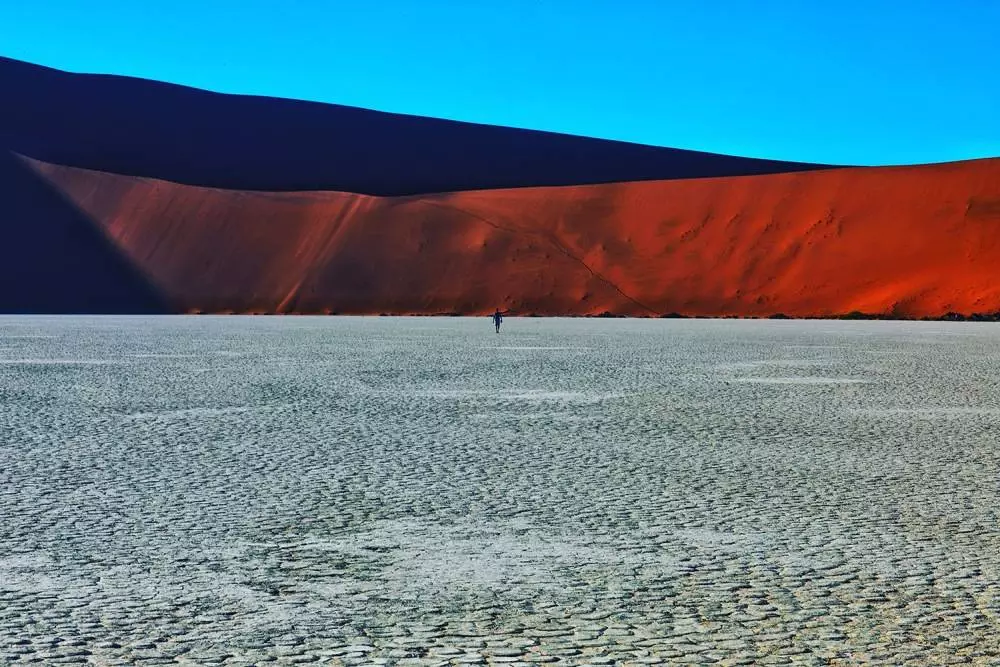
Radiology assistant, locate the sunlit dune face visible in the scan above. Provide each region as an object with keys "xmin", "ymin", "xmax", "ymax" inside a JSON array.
[{"xmin": 24, "ymin": 155, "xmax": 1000, "ymax": 319}]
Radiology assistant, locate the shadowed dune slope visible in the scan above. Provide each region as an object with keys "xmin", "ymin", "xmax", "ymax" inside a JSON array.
[
  {"xmin": 0, "ymin": 152, "xmax": 167, "ymax": 313},
  {"xmin": 25, "ymin": 155, "xmax": 1000, "ymax": 318},
  {"xmin": 0, "ymin": 56, "xmax": 831, "ymax": 196}
]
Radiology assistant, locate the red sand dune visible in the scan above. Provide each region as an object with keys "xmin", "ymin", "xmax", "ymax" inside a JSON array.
[{"xmin": 24, "ymin": 154, "xmax": 1000, "ymax": 319}]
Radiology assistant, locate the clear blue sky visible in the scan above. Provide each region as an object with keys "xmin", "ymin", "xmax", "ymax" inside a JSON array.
[{"xmin": 2, "ymin": 0, "xmax": 998, "ymax": 165}]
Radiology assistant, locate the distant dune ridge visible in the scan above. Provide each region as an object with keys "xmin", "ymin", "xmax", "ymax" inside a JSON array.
[
  {"xmin": 0, "ymin": 57, "xmax": 827, "ymax": 196},
  {"xmin": 2, "ymin": 57, "xmax": 999, "ymax": 318}
]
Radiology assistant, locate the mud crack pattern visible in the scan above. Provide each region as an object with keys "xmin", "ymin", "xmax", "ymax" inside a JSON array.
[{"xmin": 1, "ymin": 316, "xmax": 999, "ymax": 665}]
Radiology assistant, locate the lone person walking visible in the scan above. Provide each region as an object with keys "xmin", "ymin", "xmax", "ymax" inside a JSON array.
[{"xmin": 492, "ymin": 308, "xmax": 503, "ymax": 333}]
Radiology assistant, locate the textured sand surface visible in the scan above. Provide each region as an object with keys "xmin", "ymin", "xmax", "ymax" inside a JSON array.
[
  {"xmin": 1, "ymin": 317, "xmax": 999, "ymax": 665},
  {"xmin": 28, "ymin": 155, "xmax": 1000, "ymax": 318}
]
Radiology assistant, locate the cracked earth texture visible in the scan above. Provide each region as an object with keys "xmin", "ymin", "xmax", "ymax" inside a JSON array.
[{"xmin": 1, "ymin": 316, "xmax": 998, "ymax": 666}]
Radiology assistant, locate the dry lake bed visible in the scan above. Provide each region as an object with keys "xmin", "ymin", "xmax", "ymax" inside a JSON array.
[{"xmin": 1, "ymin": 316, "xmax": 998, "ymax": 665}]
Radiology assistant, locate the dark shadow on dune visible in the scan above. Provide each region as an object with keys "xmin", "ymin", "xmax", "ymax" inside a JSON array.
[
  {"xmin": 0, "ymin": 56, "xmax": 837, "ymax": 197},
  {"xmin": 0, "ymin": 151, "xmax": 169, "ymax": 313}
]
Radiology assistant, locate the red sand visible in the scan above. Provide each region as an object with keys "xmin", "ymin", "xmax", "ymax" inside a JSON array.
[{"xmin": 25, "ymin": 155, "xmax": 1000, "ymax": 318}]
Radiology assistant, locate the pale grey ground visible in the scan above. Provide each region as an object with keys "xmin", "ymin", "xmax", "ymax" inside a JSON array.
[{"xmin": 1, "ymin": 316, "xmax": 999, "ymax": 666}]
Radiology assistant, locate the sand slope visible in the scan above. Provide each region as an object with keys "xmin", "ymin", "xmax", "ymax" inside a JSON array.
[
  {"xmin": 24, "ymin": 154, "xmax": 1000, "ymax": 318},
  {"xmin": 0, "ymin": 56, "xmax": 830, "ymax": 196},
  {"xmin": 0, "ymin": 152, "xmax": 166, "ymax": 313}
]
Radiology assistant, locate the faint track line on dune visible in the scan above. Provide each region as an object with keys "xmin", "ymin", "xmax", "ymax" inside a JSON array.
[
  {"xmin": 415, "ymin": 199, "xmax": 658, "ymax": 315},
  {"xmin": 279, "ymin": 194, "xmax": 370, "ymax": 312}
]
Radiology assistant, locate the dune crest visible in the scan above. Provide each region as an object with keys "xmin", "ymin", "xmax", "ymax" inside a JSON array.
[{"xmin": 0, "ymin": 56, "xmax": 829, "ymax": 196}]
